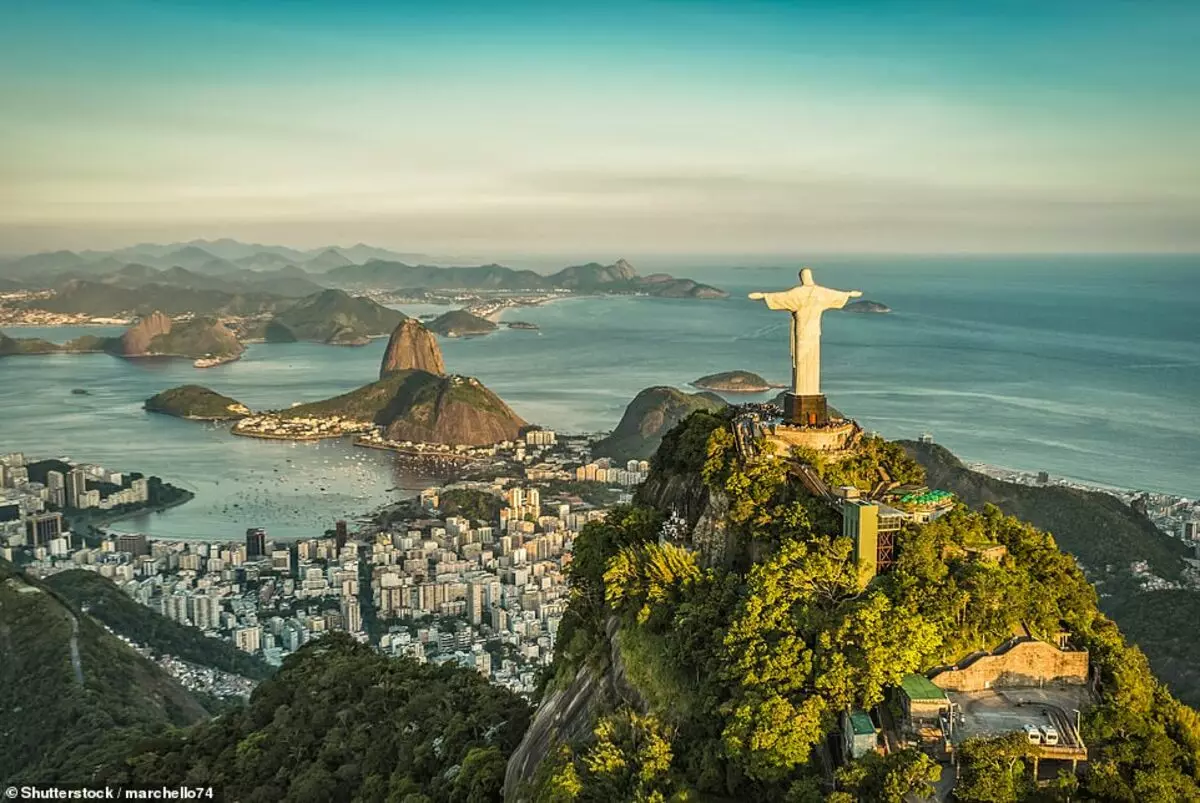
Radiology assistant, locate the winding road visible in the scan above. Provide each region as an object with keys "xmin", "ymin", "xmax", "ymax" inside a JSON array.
[{"xmin": 66, "ymin": 610, "xmax": 84, "ymax": 687}]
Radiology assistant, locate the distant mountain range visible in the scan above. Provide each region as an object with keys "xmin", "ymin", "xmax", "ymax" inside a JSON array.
[{"xmin": 0, "ymin": 240, "xmax": 726, "ymax": 301}]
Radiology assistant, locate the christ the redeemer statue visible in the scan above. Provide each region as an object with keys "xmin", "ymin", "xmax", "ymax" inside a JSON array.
[{"xmin": 749, "ymin": 268, "xmax": 861, "ymax": 424}]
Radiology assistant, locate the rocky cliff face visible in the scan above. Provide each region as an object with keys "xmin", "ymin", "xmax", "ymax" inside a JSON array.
[
  {"xmin": 116, "ymin": 310, "xmax": 173, "ymax": 355},
  {"xmin": 382, "ymin": 374, "xmax": 525, "ymax": 446},
  {"xmin": 592, "ymin": 386, "xmax": 726, "ymax": 462},
  {"xmin": 504, "ymin": 618, "xmax": 644, "ymax": 802},
  {"xmin": 637, "ymin": 464, "xmax": 737, "ymax": 567},
  {"xmin": 379, "ymin": 318, "xmax": 446, "ymax": 378}
]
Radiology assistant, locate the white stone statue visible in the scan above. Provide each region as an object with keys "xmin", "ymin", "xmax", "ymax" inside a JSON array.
[{"xmin": 749, "ymin": 268, "xmax": 862, "ymax": 397}]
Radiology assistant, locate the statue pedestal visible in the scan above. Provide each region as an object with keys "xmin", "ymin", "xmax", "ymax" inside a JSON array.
[
  {"xmin": 764, "ymin": 418, "xmax": 860, "ymax": 456},
  {"xmin": 783, "ymin": 393, "xmax": 830, "ymax": 426}
]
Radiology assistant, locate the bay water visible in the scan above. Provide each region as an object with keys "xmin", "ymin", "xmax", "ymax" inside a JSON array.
[{"xmin": 0, "ymin": 255, "xmax": 1195, "ymax": 541}]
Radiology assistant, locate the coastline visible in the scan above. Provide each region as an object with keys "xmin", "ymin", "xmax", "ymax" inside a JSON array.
[
  {"xmin": 79, "ymin": 490, "xmax": 196, "ymax": 531},
  {"xmin": 230, "ymin": 428, "xmax": 348, "ymax": 442}
]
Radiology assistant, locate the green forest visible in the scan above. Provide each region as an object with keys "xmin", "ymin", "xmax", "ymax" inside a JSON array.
[
  {"xmin": 531, "ymin": 411, "xmax": 1200, "ymax": 802},
  {"xmin": 101, "ymin": 634, "xmax": 532, "ymax": 802}
]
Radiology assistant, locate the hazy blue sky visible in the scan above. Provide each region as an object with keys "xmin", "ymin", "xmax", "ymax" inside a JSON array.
[{"xmin": 2, "ymin": 1, "xmax": 1198, "ymax": 256}]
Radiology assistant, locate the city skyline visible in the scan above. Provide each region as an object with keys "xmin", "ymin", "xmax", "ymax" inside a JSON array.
[{"xmin": 2, "ymin": 1, "xmax": 1198, "ymax": 255}]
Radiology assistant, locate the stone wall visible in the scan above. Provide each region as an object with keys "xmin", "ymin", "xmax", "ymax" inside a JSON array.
[
  {"xmin": 931, "ymin": 640, "xmax": 1088, "ymax": 692},
  {"xmin": 764, "ymin": 420, "xmax": 860, "ymax": 455}
]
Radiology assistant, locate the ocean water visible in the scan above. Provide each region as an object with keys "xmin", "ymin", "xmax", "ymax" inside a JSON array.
[{"xmin": 0, "ymin": 255, "xmax": 1196, "ymax": 540}]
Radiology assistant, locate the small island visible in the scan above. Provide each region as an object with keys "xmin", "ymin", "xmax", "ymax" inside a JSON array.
[
  {"xmin": 144, "ymin": 385, "xmax": 252, "ymax": 421},
  {"xmin": 691, "ymin": 370, "xmax": 783, "ymax": 393},
  {"xmin": 507, "ymin": 321, "xmax": 539, "ymax": 330},
  {"xmin": 427, "ymin": 309, "xmax": 498, "ymax": 338},
  {"xmin": 843, "ymin": 299, "xmax": 891, "ymax": 314}
]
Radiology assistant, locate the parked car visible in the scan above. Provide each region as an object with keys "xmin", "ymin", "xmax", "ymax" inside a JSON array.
[
  {"xmin": 1040, "ymin": 725, "xmax": 1060, "ymax": 746},
  {"xmin": 1023, "ymin": 724, "xmax": 1043, "ymax": 745}
]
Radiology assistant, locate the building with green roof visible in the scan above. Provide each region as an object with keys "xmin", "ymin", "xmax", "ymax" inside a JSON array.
[
  {"xmin": 897, "ymin": 673, "xmax": 949, "ymax": 733},
  {"xmin": 841, "ymin": 709, "xmax": 878, "ymax": 759}
]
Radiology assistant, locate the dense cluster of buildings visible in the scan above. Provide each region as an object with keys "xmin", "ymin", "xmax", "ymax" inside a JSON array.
[
  {"xmin": 233, "ymin": 414, "xmax": 374, "ymax": 440},
  {"xmin": 0, "ymin": 453, "xmax": 150, "ymax": 556},
  {"xmin": 24, "ymin": 526, "xmax": 367, "ymax": 670},
  {"xmin": 574, "ymin": 458, "xmax": 650, "ymax": 486},
  {"xmin": 369, "ymin": 481, "xmax": 608, "ymax": 695},
  {"xmin": 8, "ymin": 430, "xmax": 627, "ymax": 698}
]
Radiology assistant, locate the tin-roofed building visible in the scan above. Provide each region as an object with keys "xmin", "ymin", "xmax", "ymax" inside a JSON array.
[
  {"xmin": 898, "ymin": 673, "xmax": 949, "ymax": 730},
  {"xmin": 841, "ymin": 709, "xmax": 878, "ymax": 759}
]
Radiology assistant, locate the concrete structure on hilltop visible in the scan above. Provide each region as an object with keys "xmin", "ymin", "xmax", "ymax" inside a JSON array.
[
  {"xmin": 842, "ymin": 494, "xmax": 905, "ymax": 585},
  {"xmin": 929, "ymin": 633, "xmax": 1089, "ymax": 693}
]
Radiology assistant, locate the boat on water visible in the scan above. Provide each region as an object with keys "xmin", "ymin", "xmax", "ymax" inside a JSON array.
[{"xmin": 70, "ymin": 388, "xmax": 91, "ymax": 395}]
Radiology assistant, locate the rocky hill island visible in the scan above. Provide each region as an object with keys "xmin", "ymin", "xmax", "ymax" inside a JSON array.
[
  {"xmin": 113, "ymin": 311, "xmax": 244, "ymax": 364},
  {"xmin": 843, "ymin": 298, "xmax": 891, "ymax": 313},
  {"xmin": 426, "ymin": 309, "xmax": 498, "ymax": 337},
  {"xmin": 2, "ymin": 312, "xmax": 244, "ymax": 365},
  {"xmin": 691, "ymin": 370, "xmax": 783, "ymax": 392},
  {"xmin": 231, "ymin": 317, "xmax": 527, "ymax": 447},
  {"xmin": 144, "ymin": 385, "xmax": 251, "ymax": 420}
]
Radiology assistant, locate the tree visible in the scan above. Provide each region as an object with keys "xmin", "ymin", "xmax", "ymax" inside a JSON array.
[
  {"xmin": 956, "ymin": 733, "xmax": 1035, "ymax": 803},
  {"xmin": 835, "ymin": 749, "xmax": 941, "ymax": 803}
]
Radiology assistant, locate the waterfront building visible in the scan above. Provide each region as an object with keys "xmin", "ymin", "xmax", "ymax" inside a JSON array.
[
  {"xmin": 65, "ymin": 468, "xmax": 89, "ymax": 508},
  {"xmin": 115, "ymin": 533, "xmax": 150, "ymax": 557}
]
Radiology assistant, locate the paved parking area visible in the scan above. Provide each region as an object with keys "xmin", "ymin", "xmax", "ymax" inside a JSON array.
[{"xmin": 946, "ymin": 685, "xmax": 1093, "ymax": 747}]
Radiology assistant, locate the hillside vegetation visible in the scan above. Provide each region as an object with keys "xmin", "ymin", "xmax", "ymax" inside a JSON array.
[
  {"xmin": 904, "ymin": 439, "xmax": 1200, "ymax": 705},
  {"xmin": 592, "ymin": 386, "xmax": 727, "ymax": 463},
  {"xmin": 0, "ymin": 561, "xmax": 208, "ymax": 784},
  {"xmin": 284, "ymin": 369, "xmax": 527, "ymax": 446},
  {"xmin": 524, "ymin": 411, "xmax": 1200, "ymax": 802},
  {"xmin": 102, "ymin": 633, "xmax": 532, "ymax": 802},
  {"xmin": 428, "ymin": 308, "xmax": 498, "ymax": 337},
  {"xmin": 144, "ymin": 385, "xmax": 251, "ymax": 420},
  {"xmin": 269, "ymin": 288, "xmax": 406, "ymax": 344},
  {"xmin": 43, "ymin": 569, "xmax": 272, "ymax": 680}
]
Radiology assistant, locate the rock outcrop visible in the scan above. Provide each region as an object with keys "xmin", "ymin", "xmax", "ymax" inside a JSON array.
[
  {"xmin": 381, "ymin": 374, "xmax": 526, "ymax": 446},
  {"xmin": 116, "ymin": 310, "xmax": 173, "ymax": 355},
  {"xmin": 110, "ymin": 312, "xmax": 244, "ymax": 360},
  {"xmin": 283, "ymin": 370, "xmax": 526, "ymax": 447},
  {"xmin": 379, "ymin": 319, "xmax": 446, "ymax": 378},
  {"xmin": 592, "ymin": 386, "xmax": 727, "ymax": 462}
]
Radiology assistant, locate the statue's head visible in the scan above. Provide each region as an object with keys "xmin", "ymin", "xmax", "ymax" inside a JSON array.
[{"xmin": 799, "ymin": 267, "xmax": 814, "ymax": 285}]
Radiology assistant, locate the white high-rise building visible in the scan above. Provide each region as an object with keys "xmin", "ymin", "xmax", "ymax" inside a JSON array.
[{"xmin": 235, "ymin": 626, "xmax": 262, "ymax": 654}]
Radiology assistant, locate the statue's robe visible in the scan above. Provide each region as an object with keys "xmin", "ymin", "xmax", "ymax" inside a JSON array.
[{"xmin": 755, "ymin": 284, "xmax": 855, "ymax": 396}]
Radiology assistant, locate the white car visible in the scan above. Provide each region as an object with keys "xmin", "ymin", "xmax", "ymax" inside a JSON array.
[
  {"xmin": 1023, "ymin": 724, "xmax": 1043, "ymax": 745},
  {"xmin": 1040, "ymin": 725, "xmax": 1060, "ymax": 746}
]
